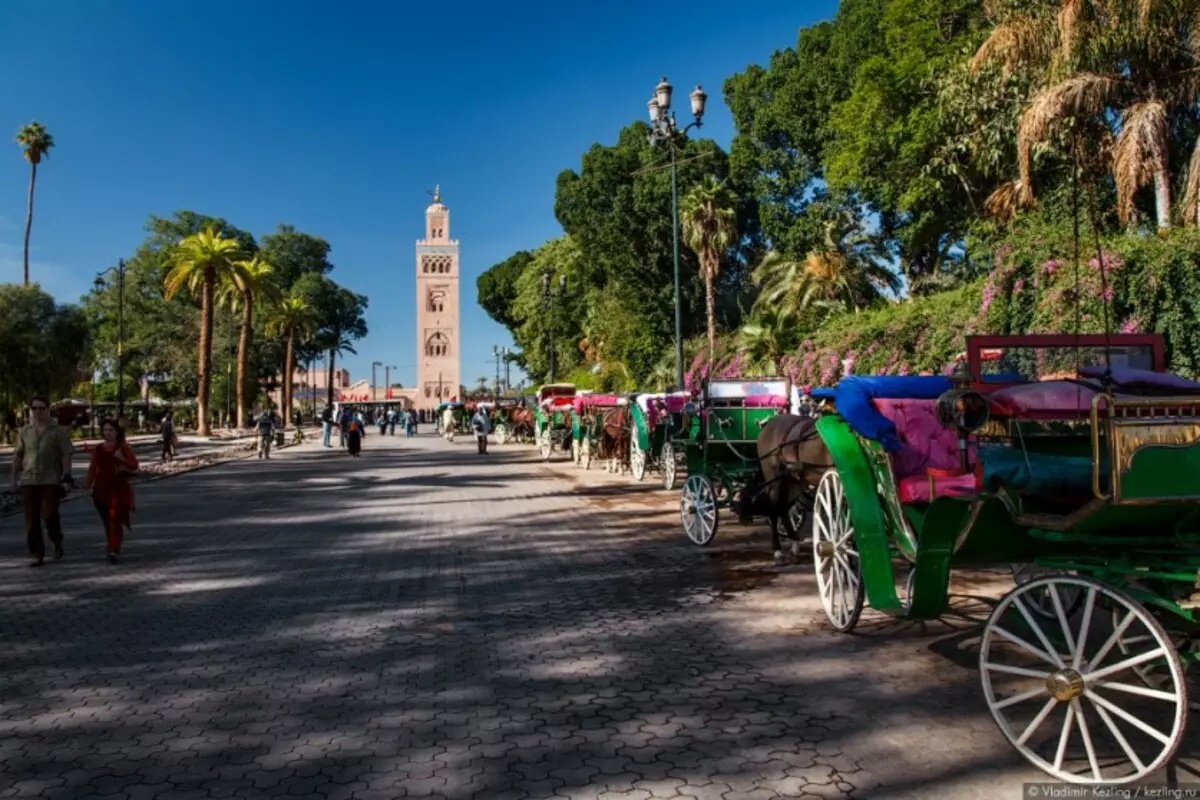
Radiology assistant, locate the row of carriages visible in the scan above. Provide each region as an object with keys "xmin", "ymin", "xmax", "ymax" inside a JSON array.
[{"xmin": 476, "ymin": 332, "xmax": 1200, "ymax": 786}]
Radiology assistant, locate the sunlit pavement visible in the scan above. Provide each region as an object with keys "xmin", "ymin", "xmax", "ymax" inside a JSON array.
[{"xmin": 0, "ymin": 430, "xmax": 1170, "ymax": 799}]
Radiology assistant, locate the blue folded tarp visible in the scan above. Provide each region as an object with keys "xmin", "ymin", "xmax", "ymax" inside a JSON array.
[
  {"xmin": 833, "ymin": 376, "xmax": 953, "ymax": 452},
  {"xmin": 810, "ymin": 387, "xmax": 836, "ymax": 400}
]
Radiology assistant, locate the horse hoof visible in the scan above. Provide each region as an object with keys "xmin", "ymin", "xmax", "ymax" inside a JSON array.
[{"xmin": 773, "ymin": 551, "xmax": 785, "ymax": 566}]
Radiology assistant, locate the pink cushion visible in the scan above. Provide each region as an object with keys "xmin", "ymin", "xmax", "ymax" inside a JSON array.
[
  {"xmin": 579, "ymin": 395, "xmax": 623, "ymax": 407},
  {"xmin": 742, "ymin": 395, "xmax": 789, "ymax": 408},
  {"xmin": 870, "ymin": 399, "xmax": 964, "ymax": 480},
  {"xmin": 988, "ymin": 381, "xmax": 1096, "ymax": 419},
  {"xmin": 898, "ymin": 473, "xmax": 977, "ymax": 504}
]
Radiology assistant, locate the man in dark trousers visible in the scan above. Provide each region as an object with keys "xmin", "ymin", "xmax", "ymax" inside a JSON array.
[
  {"xmin": 471, "ymin": 407, "xmax": 492, "ymax": 454},
  {"xmin": 10, "ymin": 396, "xmax": 74, "ymax": 567}
]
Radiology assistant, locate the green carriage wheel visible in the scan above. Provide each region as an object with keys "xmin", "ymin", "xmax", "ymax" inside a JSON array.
[
  {"xmin": 681, "ymin": 474, "xmax": 718, "ymax": 546},
  {"xmin": 661, "ymin": 442, "xmax": 678, "ymax": 491},
  {"xmin": 980, "ymin": 575, "xmax": 1187, "ymax": 785},
  {"xmin": 630, "ymin": 436, "xmax": 647, "ymax": 482},
  {"xmin": 812, "ymin": 471, "xmax": 865, "ymax": 633}
]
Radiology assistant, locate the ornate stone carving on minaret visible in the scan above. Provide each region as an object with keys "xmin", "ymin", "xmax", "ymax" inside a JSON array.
[{"xmin": 415, "ymin": 186, "xmax": 460, "ymax": 408}]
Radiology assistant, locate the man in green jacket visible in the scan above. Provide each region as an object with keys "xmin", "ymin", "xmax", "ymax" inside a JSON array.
[{"xmin": 10, "ymin": 396, "xmax": 75, "ymax": 567}]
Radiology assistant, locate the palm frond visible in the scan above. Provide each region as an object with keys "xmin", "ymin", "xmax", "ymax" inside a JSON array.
[
  {"xmin": 984, "ymin": 180, "xmax": 1032, "ymax": 224},
  {"xmin": 971, "ymin": 17, "xmax": 1050, "ymax": 75},
  {"xmin": 1181, "ymin": 135, "xmax": 1200, "ymax": 226},
  {"xmin": 1056, "ymin": 0, "xmax": 1084, "ymax": 65},
  {"xmin": 1112, "ymin": 100, "xmax": 1169, "ymax": 223},
  {"xmin": 1017, "ymin": 72, "xmax": 1121, "ymax": 192}
]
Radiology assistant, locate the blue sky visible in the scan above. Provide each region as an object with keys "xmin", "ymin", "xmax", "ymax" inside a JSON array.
[{"xmin": 0, "ymin": 0, "xmax": 836, "ymax": 390}]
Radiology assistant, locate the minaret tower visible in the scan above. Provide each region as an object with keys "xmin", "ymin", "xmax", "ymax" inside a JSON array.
[{"xmin": 415, "ymin": 186, "xmax": 460, "ymax": 409}]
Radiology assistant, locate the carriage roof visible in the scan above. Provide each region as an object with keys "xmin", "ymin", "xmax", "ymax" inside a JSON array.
[
  {"xmin": 635, "ymin": 392, "xmax": 689, "ymax": 412},
  {"xmin": 538, "ymin": 383, "xmax": 576, "ymax": 400},
  {"xmin": 707, "ymin": 378, "xmax": 790, "ymax": 400}
]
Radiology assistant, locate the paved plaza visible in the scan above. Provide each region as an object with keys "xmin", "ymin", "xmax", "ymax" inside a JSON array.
[{"xmin": 0, "ymin": 431, "xmax": 1193, "ymax": 799}]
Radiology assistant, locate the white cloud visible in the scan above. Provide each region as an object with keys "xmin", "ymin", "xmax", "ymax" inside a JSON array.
[{"xmin": 0, "ymin": 242, "xmax": 91, "ymax": 303}]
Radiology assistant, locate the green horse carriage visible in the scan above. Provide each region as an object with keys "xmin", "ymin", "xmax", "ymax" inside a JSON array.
[
  {"xmin": 534, "ymin": 383, "xmax": 576, "ymax": 461},
  {"xmin": 677, "ymin": 378, "xmax": 793, "ymax": 546},
  {"xmin": 569, "ymin": 394, "xmax": 631, "ymax": 472},
  {"xmin": 491, "ymin": 398, "xmax": 531, "ymax": 444},
  {"xmin": 810, "ymin": 332, "xmax": 1200, "ymax": 784},
  {"xmin": 629, "ymin": 392, "xmax": 691, "ymax": 487}
]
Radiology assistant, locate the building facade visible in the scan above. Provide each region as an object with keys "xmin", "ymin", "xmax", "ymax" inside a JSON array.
[{"xmin": 415, "ymin": 187, "xmax": 460, "ymax": 410}]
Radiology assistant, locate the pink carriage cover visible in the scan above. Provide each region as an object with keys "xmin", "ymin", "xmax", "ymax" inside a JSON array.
[{"xmin": 741, "ymin": 395, "xmax": 789, "ymax": 408}]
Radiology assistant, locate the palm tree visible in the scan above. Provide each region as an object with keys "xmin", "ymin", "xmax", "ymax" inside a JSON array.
[
  {"xmin": 218, "ymin": 256, "xmax": 280, "ymax": 428},
  {"xmin": 164, "ymin": 229, "xmax": 247, "ymax": 436},
  {"xmin": 322, "ymin": 331, "xmax": 357, "ymax": 409},
  {"xmin": 266, "ymin": 295, "xmax": 317, "ymax": 427},
  {"xmin": 972, "ymin": 1, "xmax": 1200, "ymax": 228},
  {"xmin": 680, "ymin": 176, "xmax": 738, "ymax": 363},
  {"xmin": 739, "ymin": 307, "xmax": 802, "ymax": 399},
  {"xmin": 14, "ymin": 122, "xmax": 54, "ymax": 286},
  {"xmin": 647, "ymin": 355, "xmax": 676, "ymax": 393},
  {"xmin": 752, "ymin": 213, "xmax": 900, "ymax": 314}
]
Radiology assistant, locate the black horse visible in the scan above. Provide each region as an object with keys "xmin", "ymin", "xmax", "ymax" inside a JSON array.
[{"xmin": 737, "ymin": 413, "xmax": 834, "ymax": 564}]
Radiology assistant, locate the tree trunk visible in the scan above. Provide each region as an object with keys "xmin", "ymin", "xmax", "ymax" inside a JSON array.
[
  {"xmin": 236, "ymin": 291, "xmax": 253, "ymax": 428},
  {"xmin": 326, "ymin": 344, "xmax": 337, "ymax": 409},
  {"xmin": 283, "ymin": 328, "xmax": 295, "ymax": 427},
  {"xmin": 22, "ymin": 163, "xmax": 36, "ymax": 286},
  {"xmin": 704, "ymin": 259, "xmax": 717, "ymax": 368},
  {"xmin": 196, "ymin": 270, "xmax": 215, "ymax": 437},
  {"xmin": 1153, "ymin": 160, "xmax": 1172, "ymax": 230}
]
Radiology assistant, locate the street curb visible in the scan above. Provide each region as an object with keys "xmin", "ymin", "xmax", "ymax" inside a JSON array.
[{"xmin": 0, "ymin": 438, "xmax": 314, "ymax": 520}]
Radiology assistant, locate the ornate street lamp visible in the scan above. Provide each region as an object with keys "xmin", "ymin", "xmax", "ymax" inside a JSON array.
[
  {"xmin": 645, "ymin": 77, "xmax": 707, "ymax": 390},
  {"xmin": 541, "ymin": 273, "xmax": 567, "ymax": 383},
  {"xmin": 93, "ymin": 259, "xmax": 127, "ymax": 421}
]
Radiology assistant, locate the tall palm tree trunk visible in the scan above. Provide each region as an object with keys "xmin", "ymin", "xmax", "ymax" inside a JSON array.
[
  {"xmin": 1153, "ymin": 162, "xmax": 1172, "ymax": 230},
  {"xmin": 704, "ymin": 260, "xmax": 717, "ymax": 366},
  {"xmin": 326, "ymin": 345, "xmax": 337, "ymax": 409},
  {"xmin": 283, "ymin": 328, "xmax": 295, "ymax": 427},
  {"xmin": 236, "ymin": 292, "xmax": 253, "ymax": 428},
  {"xmin": 197, "ymin": 271, "xmax": 216, "ymax": 437},
  {"xmin": 22, "ymin": 163, "xmax": 37, "ymax": 286}
]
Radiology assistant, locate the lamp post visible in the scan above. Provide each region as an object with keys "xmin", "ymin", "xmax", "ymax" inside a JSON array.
[
  {"xmin": 384, "ymin": 364, "xmax": 397, "ymax": 400},
  {"xmin": 540, "ymin": 273, "xmax": 567, "ymax": 383},
  {"xmin": 93, "ymin": 258, "xmax": 127, "ymax": 422},
  {"xmin": 371, "ymin": 360, "xmax": 382, "ymax": 404},
  {"xmin": 646, "ymin": 77, "xmax": 708, "ymax": 390},
  {"xmin": 492, "ymin": 346, "xmax": 502, "ymax": 398},
  {"xmin": 502, "ymin": 346, "xmax": 510, "ymax": 394}
]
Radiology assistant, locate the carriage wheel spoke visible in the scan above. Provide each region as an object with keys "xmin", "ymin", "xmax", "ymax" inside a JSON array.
[
  {"xmin": 990, "ymin": 624, "xmax": 1060, "ymax": 667},
  {"xmin": 1085, "ymin": 689, "xmax": 1171, "ymax": 746},
  {"xmin": 1086, "ymin": 649, "xmax": 1168, "ymax": 683},
  {"xmin": 1090, "ymin": 611, "xmax": 1138, "ymax": 670},
  {"xmin": 1049, "ymin": 585, "xmax": 1077, "ymax": 664},
  {"xmin": 1053, "ymin": 700, "xmax": 1076, "ymax": 772},
  {"xmin": 1072, "ymin": 586, "xmax": 1097, "ymax": 670},
  {"xmin": 994, "ymin": 685, "xmax": 1047, "ymax": 710},
  {"xmin": 1012, "ymin": 597, "xmax": 1067, "ymax": 669},
  {"xmin": 1016, "ymin": 697, "xmax": 1061, "ymax": 746},
  {"xmin": 1071, "ymin": 698, "xmax": 1103, "ymax": 781},
  {"xmin": 1091, "ymin": 679, "xmax": 1178, "ymax": 703},
  {"xmin": 1089, "ymin": 698, "xmax": 1146, "ymax": 775},
  {"xmin": 983, "ymin": 662, "xmax": 1051, "ymax": 680}
]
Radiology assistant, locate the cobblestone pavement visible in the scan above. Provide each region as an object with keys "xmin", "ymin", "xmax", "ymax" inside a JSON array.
[{"xmin": 1, "ymin": 431, "xmax": 1195, "ymax": 799}]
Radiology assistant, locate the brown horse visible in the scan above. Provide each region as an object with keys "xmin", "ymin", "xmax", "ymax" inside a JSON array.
[
  {"xmin": 737, "ymin": 413, "xmax": 834, "ymax": 564},
  {"xmin": 599, "ymin": 406, "xmax": 632, "ymax": 474},
  {"xmin": 507, "ymin": 406, "xmax": 536, "ymax": 443}
]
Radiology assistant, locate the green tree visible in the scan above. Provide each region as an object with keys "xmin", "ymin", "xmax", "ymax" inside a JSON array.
[
  {"xmin": 14, "ymin": 122, "xmax": 55, "ymax": 286},
  {"xmin": 164, "ymin": 229, "xmax": 248, "ymax": 436},
  {"xmin": 258, "ymin": 224, "xmax": 335, "ymax": 290},
  {"xmin": 477, "ymin": 251, "xmax": 532, "ymax": 329},
  {"xmin": 739, "ymin": 306, "xmax": 803, "ymax": 397},
  {"xmin": 299, "ymin": 276, "xmax": 367, "ymax": 407},
  {"xmin": 218, "ymin": 255, "xmax": 280, "ymax": 427},
  {"xmin": 266, "ymin": 294, "xmax": 317, "ymax": 426},
  {"xmin": 680, "ymin": 176, "xmax": 738, "ymax": 361},
  {"xmin": 0, "ymin": 284, "xmax": 88, "ymax": 407}
]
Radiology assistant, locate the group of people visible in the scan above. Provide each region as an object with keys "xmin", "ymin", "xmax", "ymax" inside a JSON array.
[
  {"xmin": 9, "ymin": 394, "xmax": 138, "ymax": 566},
  {"xmin": 318, "ymin": 405, "xmax": 419, "ymax": 457}
]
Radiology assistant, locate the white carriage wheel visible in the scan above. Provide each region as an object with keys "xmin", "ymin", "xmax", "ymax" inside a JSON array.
[
  {"xmin": 1112, "ymin": 579, "xmax": 1200, "ymax": 712},
  {"xmin": 1013, "ymin": 564, "xmax": 1084, "ymax": 620},
  {"xmin": 661, "ymin": 442, "xmax": 678, "ymax": 491},
  {"xmin": 980, "ymin": 575, "xmax": 1187, "ymax": 785},
  {"xmin": 812, "ymin": 471, "xmax": 864, "ymax": 633},
  {"xmin": 538, "ymin": 429, "xmax": 552, "ymax": 460},
  {"xmin": 902, "ymin": 567, "xmax": 917, "ymax": 613},
  {"xmin": 680, "ymin": 474, "xmax": 718, "ymax": 546},
  {"xmin": 630, "ymin": 438, "xmax": 647, "ymax": 482},
  {"xmin": 495, "ymin": 424, "xmax": 509, "ymax": 445},
  {"xmin": 571, "ymin": 438, "xmax": 580, "ymax": 465},
  {"xmin": 581, "ymin": 437, "xmax": 592, "ymax": 470}
]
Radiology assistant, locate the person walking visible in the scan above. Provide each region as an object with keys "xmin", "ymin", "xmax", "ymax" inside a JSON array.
[
  {"xmin": 471, "ymin": 406, "xmax": 492, "ymax": 455},
  {"xmin": 387, "ymin": 408, "xmax": 396, "ymax": 436},
  {"xmin": 256, "ymin": 411, "xmax": 276, "ymax": 459},
  {"xmin": 405, "ymin": 409, "xmax": 415, "ymax": 438},
  {"xmin": 339, "ymin": 407, "xmax": 352, "ymax": 447},
  {"xmin": 378, "ymin": 413, "xmax": 387, "ymax": 437},
  {"xmin": 321, "ymin": 406, "xmax": 332, "ymax": 448},
  {"xmin": 346, "ymin": 415, "xmax": 363, "ymax": 457},
  {"xmin": 160, "ymin": 412, "xmax": 177, "ymax": 462},
  {"xmin": 84, "ymin": 418, "xmax": 138, "ymax": 563},
  {"xmin": 10, "ymin": 395, "xmax": 74, "ymax": 567}
]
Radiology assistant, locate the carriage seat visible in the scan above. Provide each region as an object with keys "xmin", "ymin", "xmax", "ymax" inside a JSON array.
[{"xmin": 870, "ymin": 398, "xmax": 977, "ymax": 504}]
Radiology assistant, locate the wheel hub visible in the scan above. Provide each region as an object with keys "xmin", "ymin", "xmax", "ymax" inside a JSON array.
[
  {"xmin": 1045, "ymin": 667, "xmax": 1085, "ymax": 701},
  {"xmin": 816, "ymin": 541, "xmax": 836, "ymax": 558}
]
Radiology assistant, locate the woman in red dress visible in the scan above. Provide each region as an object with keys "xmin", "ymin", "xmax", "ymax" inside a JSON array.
[{"xmin": 84, "ymin": 419, "xmax": 139, "ymax": 563}]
